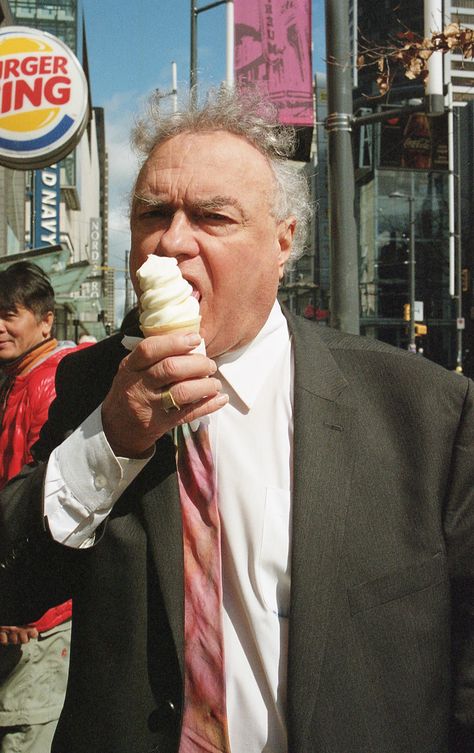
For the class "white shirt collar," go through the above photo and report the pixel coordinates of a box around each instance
[215,301,290,412]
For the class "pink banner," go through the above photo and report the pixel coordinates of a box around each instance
[234,0,313,128]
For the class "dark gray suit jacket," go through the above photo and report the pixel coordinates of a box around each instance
[0,312,473,753]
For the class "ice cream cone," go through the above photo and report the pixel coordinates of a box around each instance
[140,316,201,338]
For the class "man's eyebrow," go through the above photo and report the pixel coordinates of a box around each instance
[133,193,168,207]
[133,192,248,221]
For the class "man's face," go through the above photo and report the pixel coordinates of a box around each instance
[130,131,294,358]
[0,305,53,363]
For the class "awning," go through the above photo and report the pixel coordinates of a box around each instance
[0,245,91,298]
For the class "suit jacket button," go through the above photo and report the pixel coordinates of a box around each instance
[148,700,177,732]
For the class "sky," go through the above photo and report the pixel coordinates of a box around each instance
[79,0,326,319]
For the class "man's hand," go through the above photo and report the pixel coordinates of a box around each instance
[0,625,39,645]
[101,331,228,458]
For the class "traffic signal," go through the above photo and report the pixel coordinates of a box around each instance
[415,323,428,336]
[403,303,411,321]
[462,268,470,293]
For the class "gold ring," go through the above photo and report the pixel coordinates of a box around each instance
[160,388,181,413]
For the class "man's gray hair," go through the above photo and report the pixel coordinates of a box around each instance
[131,86,313,262]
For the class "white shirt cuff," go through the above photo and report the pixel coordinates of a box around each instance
[44,405,154,548]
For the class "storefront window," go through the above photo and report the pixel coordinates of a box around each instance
[359,169,454,366]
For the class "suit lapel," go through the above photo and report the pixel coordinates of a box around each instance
[137,437,185,677]
[286,315,357,749]
[119,326,186,676]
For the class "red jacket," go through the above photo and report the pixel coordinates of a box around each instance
[0,342,88,632]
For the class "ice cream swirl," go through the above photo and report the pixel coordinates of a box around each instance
[136,256,200,333]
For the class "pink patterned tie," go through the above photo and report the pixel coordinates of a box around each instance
[176,422,231,753]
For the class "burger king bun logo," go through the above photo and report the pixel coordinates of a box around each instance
[0,27,88,169]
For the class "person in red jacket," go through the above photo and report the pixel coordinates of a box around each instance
[0,262,88,753]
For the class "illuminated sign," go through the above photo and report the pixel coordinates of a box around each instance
[379,112,448,171]
[0,26,88,169]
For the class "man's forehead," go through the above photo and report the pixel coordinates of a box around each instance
[142,130,272,179]
[136,150,273,206]
[0,301,20,313]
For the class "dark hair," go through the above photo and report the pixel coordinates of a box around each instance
[0,262,55,319]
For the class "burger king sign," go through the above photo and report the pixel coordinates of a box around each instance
[0,26,88,169]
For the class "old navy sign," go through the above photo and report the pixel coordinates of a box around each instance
[33,163,60,248]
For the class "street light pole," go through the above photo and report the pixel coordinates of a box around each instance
[455,106,463,372]
[325,0,360,334]
[190,0,234,106]
[391,191,416,352]
[407,195,416,353]
[190,1,198,105]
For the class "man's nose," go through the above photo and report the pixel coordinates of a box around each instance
[157,211,199,259]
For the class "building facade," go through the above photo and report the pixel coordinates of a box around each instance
[0,0,112,340]
[448,1,474,103]
[344,0,474,372]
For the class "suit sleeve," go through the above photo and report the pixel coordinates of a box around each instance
[444,378,474,750]
[0,337,131,624]
[0,462,72,624]
[0,349,110,624]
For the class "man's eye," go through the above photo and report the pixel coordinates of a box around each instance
[199,212,229,223]
[140,208,169,219]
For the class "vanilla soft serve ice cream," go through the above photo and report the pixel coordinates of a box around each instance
[136,256,201,337]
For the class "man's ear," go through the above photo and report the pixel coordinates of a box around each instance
[41,311,54,338]
[277,217,296,279]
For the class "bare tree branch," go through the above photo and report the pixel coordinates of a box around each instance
[357,22,474,96]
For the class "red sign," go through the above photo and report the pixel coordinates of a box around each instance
[234,0,313,128]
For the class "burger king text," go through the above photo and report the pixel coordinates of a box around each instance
[0,56,71,114]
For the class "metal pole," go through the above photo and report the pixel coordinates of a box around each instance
[455,107,463,372]
[171,61,178,112]
[226,0,234,89]
[408,196,416,353]
[325,0,360,334]
[190,0,198,105]
[124,249,131,318]
[29,170,36,249]
[389,190,417,351]
[190,0,229,102]
[447,94,456,300]
[424,0,444,113]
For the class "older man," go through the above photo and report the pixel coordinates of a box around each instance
[0,89,473,753]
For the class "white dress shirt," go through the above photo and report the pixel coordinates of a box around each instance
[44,301,294,753]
